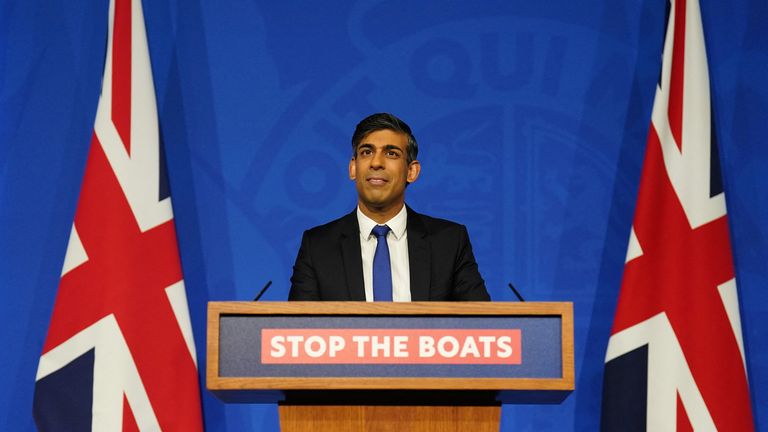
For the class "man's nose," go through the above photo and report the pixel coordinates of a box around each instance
[370,150,385,168]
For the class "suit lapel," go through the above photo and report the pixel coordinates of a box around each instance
[339,211,366,301]
[406,207,431,301]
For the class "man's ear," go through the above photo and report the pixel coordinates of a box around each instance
[349,158,356,180]
[406,160,421,184]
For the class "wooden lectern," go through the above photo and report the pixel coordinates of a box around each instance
[207,302,573,432]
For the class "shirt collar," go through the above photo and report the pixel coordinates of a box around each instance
[357,204,408,240]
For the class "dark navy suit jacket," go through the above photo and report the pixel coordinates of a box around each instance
[288,206,490,301]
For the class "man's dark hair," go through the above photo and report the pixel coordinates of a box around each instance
[351,113,418,164]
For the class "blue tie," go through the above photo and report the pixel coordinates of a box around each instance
[371,225,392,301]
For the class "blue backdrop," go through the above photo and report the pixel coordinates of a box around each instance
[1,0,766,430]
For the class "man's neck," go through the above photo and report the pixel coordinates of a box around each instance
[358,201,405,224]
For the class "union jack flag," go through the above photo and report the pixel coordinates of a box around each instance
[601,0,754,430]
[33,0,204,429]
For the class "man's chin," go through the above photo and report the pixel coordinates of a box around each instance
[360,198,404,212]
[362,200,388,210]
[361,191,388,204]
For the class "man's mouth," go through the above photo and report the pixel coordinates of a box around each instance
[366,177,388,186]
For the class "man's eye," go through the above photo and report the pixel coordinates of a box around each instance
[386,151,399,158]
[359,149,372,156]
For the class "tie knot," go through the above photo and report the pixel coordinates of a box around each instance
[371,225,391,238]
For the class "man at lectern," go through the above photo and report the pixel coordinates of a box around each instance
[288,113,490,302]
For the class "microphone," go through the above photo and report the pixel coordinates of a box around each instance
[253,280,273,301]
[507,282,525,302]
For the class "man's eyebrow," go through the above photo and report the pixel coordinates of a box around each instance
[357,143,403,152]
[383,144,403,152]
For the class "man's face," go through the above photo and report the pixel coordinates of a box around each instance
[349,129,420,216]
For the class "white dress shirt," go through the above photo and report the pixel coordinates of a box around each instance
[357,205,411,302]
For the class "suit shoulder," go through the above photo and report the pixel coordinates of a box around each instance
[409,210,467,236]
[303,211,357,240]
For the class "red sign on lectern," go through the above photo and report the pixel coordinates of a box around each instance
[261,328,522,365]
